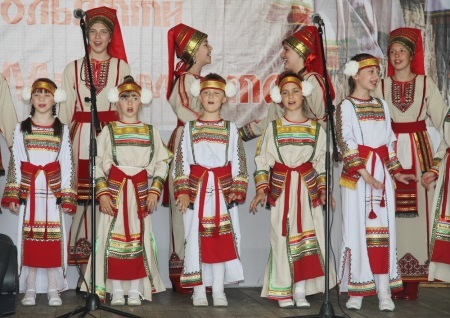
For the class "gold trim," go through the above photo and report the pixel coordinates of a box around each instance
[181,31,207,63]
[284,35,311,60]
[358,58,379,70]
[118,83,141,95]
[278,76,302,90]
[200,80,226,91]
[32,81,56,95]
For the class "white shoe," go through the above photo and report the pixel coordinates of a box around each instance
[278,299,295,308]
[111,289,125,306]
[294,293,310,308]
[213,293,228,306]
[21,289,36,306]
[127,289,142,306]
[379,297,395,312]
[192,293,208,306]
[346,296,363,310]
[48,289,62,307]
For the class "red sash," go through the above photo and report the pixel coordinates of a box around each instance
[106,165,148,280]
[21,161,62,268]
[357,145,389,219]
[190,163,237,263]
[72,110,119,123]
[272,161,316,237]
[190,163,231,234]
[391,120,431,216]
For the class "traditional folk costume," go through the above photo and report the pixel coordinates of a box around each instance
[84,121,171,302]
[255,116,337,301]
[374,28,448,298]
[239,26,335,141]
[428,105,450,283]
[164,23,207,293]
[173,118,248,291]
[1,80,76,299]
[59,6,131,266]
[0,74,18,176]
[337,95,403,297]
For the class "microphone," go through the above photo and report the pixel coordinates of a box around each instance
[73,8,86,19]
[311,13,324,26]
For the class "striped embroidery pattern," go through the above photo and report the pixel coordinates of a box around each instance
[352,99,385,122]
[108,233,143,260]
[110,122,151,148]
[180,271,202,287]
[191,121,229,145]
[200,214,233,237]
[23,221,62,240]
[290,230,320,262]
[366,227,389,248]
[435,221,450,243]
[25,128,60,153]
[386,152,402,175]
[254,170,269,191]
[348,280,377,296]
[19,165,62,202]
[107,178,149,215]
[275,120,317,147]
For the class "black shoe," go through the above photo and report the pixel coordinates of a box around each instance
[75,287,87,299]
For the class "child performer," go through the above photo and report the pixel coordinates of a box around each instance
[1,78,76,306]
[239,26,335,141]
[250,71,336,309]
[374,28,448,300]
[337,54,416,311]
[423,107,450,283]
[173,74,247,307]
[59,7,131,286]
[165,23,213,293]
[83,76,171,305]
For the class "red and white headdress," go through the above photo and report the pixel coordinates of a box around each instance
[85,6,128,62]
[167,23,208,99]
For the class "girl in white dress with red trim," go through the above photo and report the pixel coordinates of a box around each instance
[173,73,248,307]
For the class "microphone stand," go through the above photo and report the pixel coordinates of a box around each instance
[58,15,140,318]
[295,21,344,318]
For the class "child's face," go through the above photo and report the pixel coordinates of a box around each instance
[280,82,304,112]
[117,92,141,121]
[199,88,226,115]
[354,66,380,92]
[31,89,55,115]
[88,22,112,55]
[194,39,212,67]
[389,42,412,72]
[280,44,304,74]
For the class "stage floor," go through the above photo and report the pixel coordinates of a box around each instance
[8,286,450,317]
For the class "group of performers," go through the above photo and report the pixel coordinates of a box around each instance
[0,5,448,313]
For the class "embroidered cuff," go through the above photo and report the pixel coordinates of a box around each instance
[317,173,326,192]
[343,149,365,174]
[386,152,403,176]
[239,124,257,142]
[95,177,109,200]
[1,183,20,207]
[149,176,165,195]
[254,170,269,192]
[60,189,77,213]
[230,177,248,203]
[173,175,190,199]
